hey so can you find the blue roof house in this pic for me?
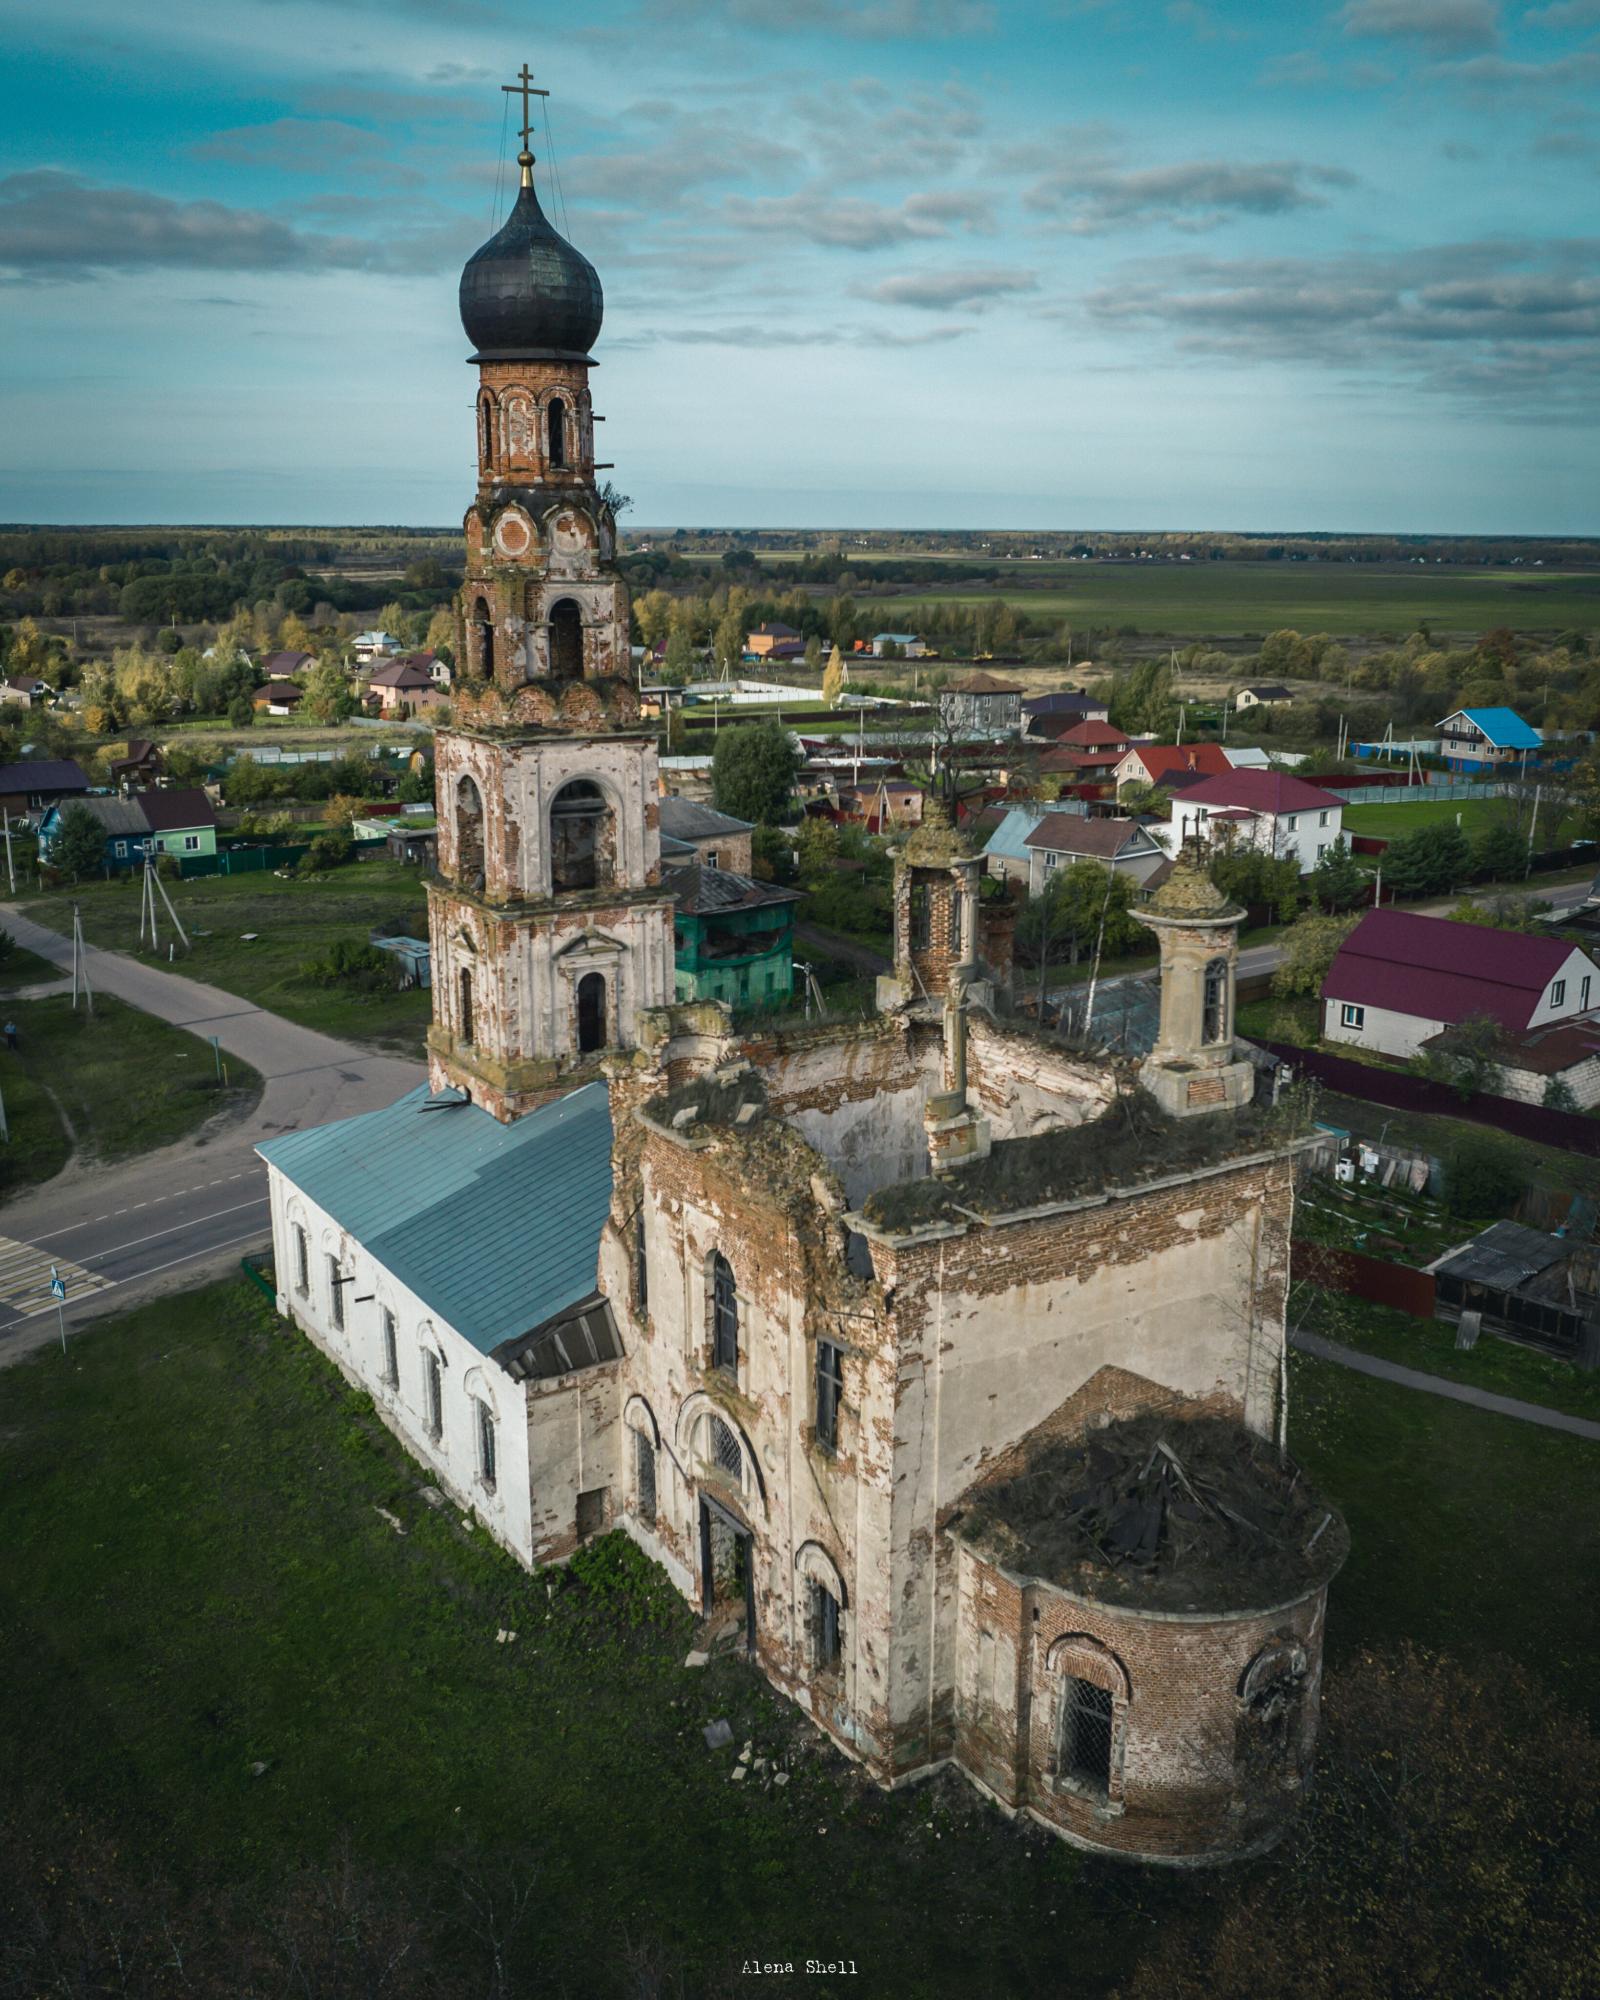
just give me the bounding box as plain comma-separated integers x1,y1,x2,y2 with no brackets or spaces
257,1081,620,1565
1436,707,1542,772
982,802,1058,884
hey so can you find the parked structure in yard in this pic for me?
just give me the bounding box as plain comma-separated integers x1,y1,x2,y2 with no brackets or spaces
1435,707,1541,772
940,671,1024,735
1162,769,1344,875
1023,813,1167,893
1428,1221,1599,1366
1322,908,1600,1059
260,81,1343,1867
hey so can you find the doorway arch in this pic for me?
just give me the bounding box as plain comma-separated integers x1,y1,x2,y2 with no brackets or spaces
577,971,607,1054
549,598,583,680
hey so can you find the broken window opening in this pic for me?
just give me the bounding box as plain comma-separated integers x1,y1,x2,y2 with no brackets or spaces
475,1400,497,1489
577,970,607,1054
478,396,495,469
633,1211,649,1313
909,879,932,952
711,1253,738,1377
455,774,485,888
549,597,583,680
812,1579,842,1671
549,779,613,892
380,1307,398,1386
1202,956,1229,1045
458,967,475,1047
474,597,495,680
548,396,567,468
1061,1676,1114,1797
815,1339,843,1454
327,1255,345,1333
634,1428,657,1524
293,1224,309,1296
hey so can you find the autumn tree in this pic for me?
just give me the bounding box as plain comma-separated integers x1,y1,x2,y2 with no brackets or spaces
822,645,845,707
1270,910,1360,999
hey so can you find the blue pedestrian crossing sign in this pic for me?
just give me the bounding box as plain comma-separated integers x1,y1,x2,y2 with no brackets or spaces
49,1266,67,1301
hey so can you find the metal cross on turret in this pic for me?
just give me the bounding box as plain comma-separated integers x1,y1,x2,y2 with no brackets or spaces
502,62,549,184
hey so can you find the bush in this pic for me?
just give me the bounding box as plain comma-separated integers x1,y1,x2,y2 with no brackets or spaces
298,940,399,992
1443,1131,1524,1218
297,830,351,876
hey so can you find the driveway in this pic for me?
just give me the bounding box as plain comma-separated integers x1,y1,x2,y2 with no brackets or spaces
0,906,422,1359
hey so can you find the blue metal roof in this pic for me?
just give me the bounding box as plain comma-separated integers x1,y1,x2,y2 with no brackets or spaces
258,1082,614,1356
1448,707,1541,749
982,804,1051,864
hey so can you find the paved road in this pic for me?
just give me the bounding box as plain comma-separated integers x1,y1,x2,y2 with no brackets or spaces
1291,1327,1600,1440
0,907,423,1360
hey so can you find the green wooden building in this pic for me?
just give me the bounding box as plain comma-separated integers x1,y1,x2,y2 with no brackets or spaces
666,862,799,1010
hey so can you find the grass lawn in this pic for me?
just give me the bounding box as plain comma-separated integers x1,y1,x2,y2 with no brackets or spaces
0,992,262,1200
853,561,1600,639
0,1282,1151,1999
1293,1286,1600,1427
23,860,434,1055
1341,796,1511,839
1287,1344,1600,1721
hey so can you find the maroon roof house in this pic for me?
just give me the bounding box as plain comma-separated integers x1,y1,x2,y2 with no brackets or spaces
1321,908,1600,1059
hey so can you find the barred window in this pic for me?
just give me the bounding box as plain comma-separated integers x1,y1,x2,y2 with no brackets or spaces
634,1428,657,1523
475,1400,496,1489
293,1224,309,1295
380,1308,398,1386
423,1351,443,1440
327,1256,345,1332
815,1340,843,1454
1061,1676,1114,1797
711,1253,738,1376
812,1579,841,1670
708,1414,742,1479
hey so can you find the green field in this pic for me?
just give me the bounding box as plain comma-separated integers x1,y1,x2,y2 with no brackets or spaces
858,561,1600,639
2,1281,1595,1996
1340,796,1509,838
23,861,433,1055
0,985,261,1199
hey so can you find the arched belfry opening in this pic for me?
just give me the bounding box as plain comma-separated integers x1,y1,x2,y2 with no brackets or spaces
474,597,495,680
455,774,486,889
478,395,495,471
548,396,567,469
550,779,613,893
577,971,607,1053
549,598,583,680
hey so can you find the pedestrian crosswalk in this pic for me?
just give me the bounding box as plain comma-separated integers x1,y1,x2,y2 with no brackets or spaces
0,1234,112,1318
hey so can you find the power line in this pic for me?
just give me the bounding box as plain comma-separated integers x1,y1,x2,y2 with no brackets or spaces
542,97,571,241
491,88,510,230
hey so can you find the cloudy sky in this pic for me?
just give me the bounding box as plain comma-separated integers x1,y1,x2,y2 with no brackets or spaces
2,0,1598,531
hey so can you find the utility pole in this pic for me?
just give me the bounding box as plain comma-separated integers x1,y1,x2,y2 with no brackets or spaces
2,808,12,895
71,905,93,1014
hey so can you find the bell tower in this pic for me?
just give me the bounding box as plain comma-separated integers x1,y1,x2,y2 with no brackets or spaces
426,68,673,1122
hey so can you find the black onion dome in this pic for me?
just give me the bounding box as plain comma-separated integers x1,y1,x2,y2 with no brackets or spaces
459,177,603,361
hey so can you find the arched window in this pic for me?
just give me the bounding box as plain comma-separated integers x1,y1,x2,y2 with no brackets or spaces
577,970,607,1054
474,1399,497,1490
478,395,495,470
909,879,932,951
474,596,495,680
633,1426,657,1521
1046,1634,1130,1804
707,1413,742,1477
1061,1677,1114,1797
633,1210,649,1313
1202,955,1230,1045
548,396,567,468
710,1253,738,1375
549,597,583,680
1236,1640,1308,1783
549,779,612,892
458,966,474,1046
454,774,485,887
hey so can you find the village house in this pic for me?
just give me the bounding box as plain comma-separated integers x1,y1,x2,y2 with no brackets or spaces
106,738,164,791
940,671,1024,735
0,756,89,818
1023,813,1169,893
745,621,801,660
38,787,218,871
254,679,304,716
1435,706,1541,772
259,94,1344,1868
259,649,316,680
1233,685,1293,712
0,674,50,707
1321,908,1600,1060
871,632,928,658
1022,690,1107,731
658,796,754,873
1112,742,1232,791
351,630,400,664
367,655,448,715
1163,769,1343,875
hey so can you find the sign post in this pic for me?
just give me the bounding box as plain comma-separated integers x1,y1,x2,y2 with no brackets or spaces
49,1265,67,1354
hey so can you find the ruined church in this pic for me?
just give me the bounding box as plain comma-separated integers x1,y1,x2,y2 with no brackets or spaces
260,83,1345,1865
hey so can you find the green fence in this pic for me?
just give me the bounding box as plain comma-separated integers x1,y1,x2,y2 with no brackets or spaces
180,835,389,879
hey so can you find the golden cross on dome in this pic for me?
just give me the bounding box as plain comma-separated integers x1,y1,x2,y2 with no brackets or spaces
502,62,549,157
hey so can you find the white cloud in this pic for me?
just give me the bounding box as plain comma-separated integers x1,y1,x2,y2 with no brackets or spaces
1337,0,1500,50
856,264,1038,309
